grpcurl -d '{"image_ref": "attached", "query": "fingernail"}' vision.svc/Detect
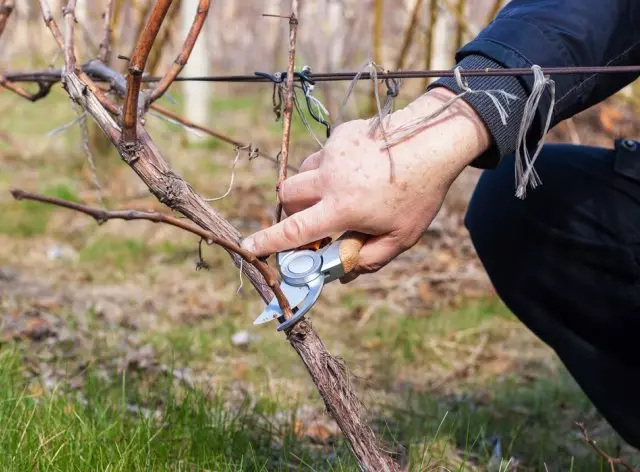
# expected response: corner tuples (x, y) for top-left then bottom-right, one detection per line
(241, 237), (256, 254)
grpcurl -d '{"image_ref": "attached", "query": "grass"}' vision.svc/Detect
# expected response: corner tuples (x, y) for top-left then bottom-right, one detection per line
(78, 237), (152, 271)
(0, 302), (636, 472)
(0, 350), (357, 471)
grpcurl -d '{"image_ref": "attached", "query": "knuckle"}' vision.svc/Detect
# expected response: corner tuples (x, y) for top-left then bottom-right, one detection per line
(282, 217), (305, 244)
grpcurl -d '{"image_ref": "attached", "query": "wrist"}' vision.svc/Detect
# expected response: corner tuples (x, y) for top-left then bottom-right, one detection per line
(387, 88), (492, 174)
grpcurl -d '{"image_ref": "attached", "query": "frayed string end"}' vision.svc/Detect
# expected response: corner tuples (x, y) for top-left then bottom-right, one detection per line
(514, 64), (556, 199)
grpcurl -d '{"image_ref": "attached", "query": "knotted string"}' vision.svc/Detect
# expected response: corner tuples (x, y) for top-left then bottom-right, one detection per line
(303, 81), (330, 126)
(382, 66), (518, 148)
(292, 89), (325, 148)
(337, 60), (399, 179)
(368, 75), (402, 137)
(514, 64), (556, 199)
(337, 60), (388, 128)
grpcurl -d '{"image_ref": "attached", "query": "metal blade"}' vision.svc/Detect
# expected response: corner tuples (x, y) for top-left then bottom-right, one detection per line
(253, 282), (309, 325)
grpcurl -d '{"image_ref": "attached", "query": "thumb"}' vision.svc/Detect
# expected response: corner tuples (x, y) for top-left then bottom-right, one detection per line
(241, 202), (341, 257)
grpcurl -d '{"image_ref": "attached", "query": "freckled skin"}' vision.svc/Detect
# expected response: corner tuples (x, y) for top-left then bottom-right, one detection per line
(243, 89), (490, 278)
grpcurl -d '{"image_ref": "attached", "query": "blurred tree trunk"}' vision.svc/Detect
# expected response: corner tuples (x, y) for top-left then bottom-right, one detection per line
(324, 0), (345, 116)
(423, 0), (438, 89)
(485, 0), (503, 25)
(430, 1), (455, 80)
(395, 0), (425, 71)
(181, 0), (211, 143)
(455, 0), (466, 51)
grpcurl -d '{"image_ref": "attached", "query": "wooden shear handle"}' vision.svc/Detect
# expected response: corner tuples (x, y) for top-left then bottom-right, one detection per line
(297, 232), (368, 274)
(337, 231), (368, 274)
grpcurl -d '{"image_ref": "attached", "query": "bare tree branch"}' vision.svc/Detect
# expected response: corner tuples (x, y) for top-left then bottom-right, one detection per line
(0, 0), (53, 102)
(38, 0), (118, 114)
(147, 0), (210, 104)
(39, 0), (64, 50)
(577, 422), (638, 472)
(77, 70), (120, 115)
(63, 0), (78, 72)
(147, 2), (181, 75)
(0, 0), (14, 37)
(10, 188), (292, 314)
(98, 0), (115, 64)
(274, 1), (299, 224)
(0, 75), (53, 101)
(82, 59), (298, 172)
(122, 0), (173, 144)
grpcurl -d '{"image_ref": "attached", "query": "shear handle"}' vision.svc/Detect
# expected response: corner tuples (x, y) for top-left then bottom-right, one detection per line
(321, 231), (368, 283)
(337, 231), (368, 274)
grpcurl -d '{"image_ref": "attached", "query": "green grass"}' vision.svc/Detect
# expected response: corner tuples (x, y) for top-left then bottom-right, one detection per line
(0, 344), (633, 471)
(0, 350), (357, 471)
(79, 237), (152, 271)
(0, 298), (638, 471)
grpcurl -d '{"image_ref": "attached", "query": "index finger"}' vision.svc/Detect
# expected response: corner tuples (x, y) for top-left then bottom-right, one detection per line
(241, 201), (344, 257)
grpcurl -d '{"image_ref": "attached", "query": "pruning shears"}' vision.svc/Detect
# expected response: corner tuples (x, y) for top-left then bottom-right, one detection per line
(253, 232), (367, 331)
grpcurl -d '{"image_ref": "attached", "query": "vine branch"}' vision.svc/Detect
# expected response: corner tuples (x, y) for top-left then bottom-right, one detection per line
(274, 1), (299, 224)
(147, 0), (210, 104)
(63, 0), (78, 72)
(10, 189), (292, 315)
(0, 0), (14, 37)
(0, 0), (52, 102)
(98, 0), (115, 64)
(38, 0), (64, 50)
(122, 0), (173, 143)
(0, 75), (53, 102)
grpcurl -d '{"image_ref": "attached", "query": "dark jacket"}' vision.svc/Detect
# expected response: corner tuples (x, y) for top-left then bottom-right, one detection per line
(431, 0), (640, 168)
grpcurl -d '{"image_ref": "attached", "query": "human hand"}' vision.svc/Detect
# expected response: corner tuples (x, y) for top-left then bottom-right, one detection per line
(241, 88), (491, 280)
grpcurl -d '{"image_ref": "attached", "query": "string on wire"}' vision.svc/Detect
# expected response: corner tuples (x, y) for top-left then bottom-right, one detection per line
(514, 65), (556, 199)
(368, 75), (402, 137)
(337, 60), (381, 127)
(292, 88), (325, 148)
(261, 66), (331, 149)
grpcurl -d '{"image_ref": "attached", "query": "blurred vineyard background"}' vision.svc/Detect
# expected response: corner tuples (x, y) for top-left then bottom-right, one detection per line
(1, 1), (640, 470)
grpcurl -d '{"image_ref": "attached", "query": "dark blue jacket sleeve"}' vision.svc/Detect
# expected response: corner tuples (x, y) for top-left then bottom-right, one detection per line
(430, 0), (640, 168)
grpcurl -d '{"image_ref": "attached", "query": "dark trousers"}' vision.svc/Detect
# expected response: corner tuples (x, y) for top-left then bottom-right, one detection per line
(465, 139), (640, 448)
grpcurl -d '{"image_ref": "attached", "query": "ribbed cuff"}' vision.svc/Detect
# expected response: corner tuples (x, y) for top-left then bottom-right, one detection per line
(427, 55), (528, 169)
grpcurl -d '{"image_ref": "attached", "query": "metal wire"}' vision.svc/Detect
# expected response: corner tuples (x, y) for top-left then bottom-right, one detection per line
(5, 64), (640, 85)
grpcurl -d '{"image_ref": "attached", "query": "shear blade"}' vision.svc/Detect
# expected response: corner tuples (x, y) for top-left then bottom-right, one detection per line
(253, 282), (309, 325)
